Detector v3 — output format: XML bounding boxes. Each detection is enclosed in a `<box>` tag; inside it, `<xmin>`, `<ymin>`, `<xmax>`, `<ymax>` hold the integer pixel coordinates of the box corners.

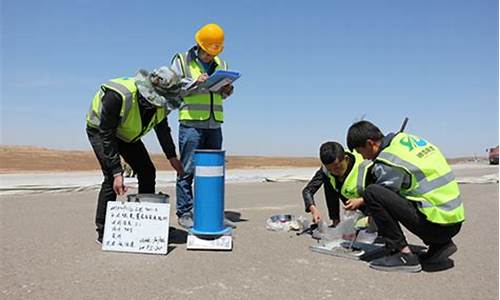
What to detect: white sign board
<box><xmin>102</xmin><ymin>201</ymin><xmax>170</xmax><ymax>255</ymax></box>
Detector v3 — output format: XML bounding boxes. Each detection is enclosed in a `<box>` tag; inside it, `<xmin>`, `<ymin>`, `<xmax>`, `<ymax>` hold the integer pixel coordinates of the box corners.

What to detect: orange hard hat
<box><xmin>195</xmin><ymin>23</ymin><xmax>224</xmax><ymax>56</ymax></box>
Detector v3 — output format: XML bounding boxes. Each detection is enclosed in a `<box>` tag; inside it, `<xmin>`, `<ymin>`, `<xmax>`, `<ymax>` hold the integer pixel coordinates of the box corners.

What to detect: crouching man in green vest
<box><xmin>346</xmin><ymin>120</ymin><xmax>464</xmax><ymax>272</ymax></box>
<box><xmin>86</xmin><ymin>66</ymin><xmax>185</xmax><ymax>244</ymax></box>
<box><xmin>303</xmin><ymin>141</ymin><xmax>373</xmax><ymax>226</ymax></box>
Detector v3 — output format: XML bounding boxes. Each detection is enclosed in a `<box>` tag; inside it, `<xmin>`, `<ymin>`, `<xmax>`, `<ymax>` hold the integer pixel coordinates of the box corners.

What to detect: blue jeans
<box><xmin>175</xmin><ymin>124</ymin><xmax>222</xmax><ymax>217</ymax></box>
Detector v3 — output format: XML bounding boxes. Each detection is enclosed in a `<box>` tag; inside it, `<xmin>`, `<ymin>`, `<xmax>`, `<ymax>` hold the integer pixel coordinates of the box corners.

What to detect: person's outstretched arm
<box><xmin>154</xmin><ymin>118</ymin><xmax>185</xmax><ymax>176</ymax></box>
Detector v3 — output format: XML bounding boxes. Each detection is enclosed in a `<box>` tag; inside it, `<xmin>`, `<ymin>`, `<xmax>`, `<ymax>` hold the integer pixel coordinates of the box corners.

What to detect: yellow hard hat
<box><xmin>195</xmin><ymin>23</ymin><xmax>224</xmax><ymax>56</ymax></box>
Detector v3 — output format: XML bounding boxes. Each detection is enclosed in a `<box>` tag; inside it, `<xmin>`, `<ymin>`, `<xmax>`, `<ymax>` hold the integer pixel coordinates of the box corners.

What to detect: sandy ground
<box><xmin>0</xmin><ymin>146</ymin><xmax>320</xmax><ymax>172</ymax></box>
<box><xmin>0</xmin><ymin>145</ymin><xmax>484</xmax><ymax>173</ymax></box>
<box><xmin>0</xmin><ymin>165</ymin><xmax>498</xmax><ymax>299</ymax></box>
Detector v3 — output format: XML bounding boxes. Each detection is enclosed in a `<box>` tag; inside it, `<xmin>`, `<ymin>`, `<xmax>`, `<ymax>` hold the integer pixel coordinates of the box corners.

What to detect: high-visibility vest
<box><xmin>327</xmin><ymin>151</ymin><xmax>372</xmax><ymax>199</ymax></box>
<box><xmin>86</xmin><ymin>77</ymin><xmax>167</xmax><ymax>143</ymax></box>
<box><xmin>174</xmin><ymin>52</ymin><xmax>227</xmax><ymax>122</ymax></box>
<box><xmin>376</xmin><ymin>132</ymin><xmax>465</xmax><ymax>224</ymax></box>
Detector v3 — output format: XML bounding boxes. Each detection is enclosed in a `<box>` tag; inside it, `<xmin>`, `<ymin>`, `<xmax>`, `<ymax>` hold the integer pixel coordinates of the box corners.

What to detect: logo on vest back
<box><xmin>400</xmin><ymin>135</ymin><xmax>437</xmax><ymax>158</ymax></box>
<box><xmin>399</xmin><ymin>136</ymin><xmax>428</xmax><ymax>152</ymax></box>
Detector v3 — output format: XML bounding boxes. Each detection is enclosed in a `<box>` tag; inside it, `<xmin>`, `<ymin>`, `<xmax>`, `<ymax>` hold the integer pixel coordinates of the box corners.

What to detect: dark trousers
<box><xmin>87</xmin><ymin>128</ymin><xmax>156</xmax><ymax>234</ymax></box>
<box><xmin>363</xmin><ymin>184</ymin><xmax>462</xmax><ymax>251</ymax></box>
<box><xmin>321</xmin><ymin>172</ymin><xmax>340</xmax><ymax>221</ymax></box>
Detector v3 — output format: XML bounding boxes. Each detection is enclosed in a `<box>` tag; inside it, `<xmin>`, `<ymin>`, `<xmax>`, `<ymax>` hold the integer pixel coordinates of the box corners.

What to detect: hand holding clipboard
<box><xmin>197</xmin><ymin>70</ymin><xmax>241</xmax><ymax>92</ymax></box>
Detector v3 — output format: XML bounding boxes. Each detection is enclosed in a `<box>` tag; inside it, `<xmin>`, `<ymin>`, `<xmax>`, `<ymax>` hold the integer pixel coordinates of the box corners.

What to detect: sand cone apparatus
<box><xmin>191</xmin><ymin>150</ymin><xmax>231</xmax><ymax>235</ymax></box>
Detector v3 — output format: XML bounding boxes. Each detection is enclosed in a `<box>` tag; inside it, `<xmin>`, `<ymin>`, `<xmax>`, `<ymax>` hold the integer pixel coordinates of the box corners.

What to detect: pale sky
<box><xmin>2</xmin><ymin>0</ymin><xmax>498</xmax><ymax>158</ymax></box>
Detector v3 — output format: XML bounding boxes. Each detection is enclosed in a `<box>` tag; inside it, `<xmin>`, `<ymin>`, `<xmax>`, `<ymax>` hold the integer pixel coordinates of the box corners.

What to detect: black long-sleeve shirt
<box><xmin>93</xmin><ymin>89</ymin><xmax>177</xmax><ymax>175</ymax></box>
<box><xmin>302</xmin><ymin>153</ymin><xmax>359</xmax><ymax>219</ymax></box>
<box><xmin>302</xmin><ymin>168</ymin><xmax>339</xmax><ymax>212</ymax></box>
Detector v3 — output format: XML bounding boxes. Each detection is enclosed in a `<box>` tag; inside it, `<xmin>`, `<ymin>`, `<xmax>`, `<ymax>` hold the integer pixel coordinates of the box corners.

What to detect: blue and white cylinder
<box><xmin>191</xmin><ymin>150</ymin><xmax>230</xmax><ymax>235</ymax></box>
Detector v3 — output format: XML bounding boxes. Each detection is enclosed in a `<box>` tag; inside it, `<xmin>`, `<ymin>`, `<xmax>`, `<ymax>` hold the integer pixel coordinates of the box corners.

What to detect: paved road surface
<box><xmin>1</xmin><ymin>165</ymin><xmax>498</xmax><ymax>299</ymax></box>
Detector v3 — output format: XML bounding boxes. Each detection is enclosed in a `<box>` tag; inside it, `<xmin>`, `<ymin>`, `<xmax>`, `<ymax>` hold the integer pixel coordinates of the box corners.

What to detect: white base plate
<box><xmin>310</xmin><ymin>240</ymin><xmax>383</xmax><ymax>260</ymax></box>
<box><xmin>186</xmin><ymin>234</ymin><xmax>232</xmax><ymax>250</ymax></box>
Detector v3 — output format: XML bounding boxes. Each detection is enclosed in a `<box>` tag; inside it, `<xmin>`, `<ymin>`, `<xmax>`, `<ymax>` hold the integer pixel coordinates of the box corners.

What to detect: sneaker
<box><xmin>373</xmin><ymin>235</ymin><xmax>386</xmax><ymax>246</ymax></box>
<box><xmin>224</xmin><ymin>218</ymin><xmax>237</xmax><ymax>229</ymax></box>
<box><xmin>96</xmin><ymin>233</ymin><xmax>103</xmax><ymax>245</ymax></box>
<box><xmin>178</xmin><ymin>213</ymin><xmax>193</xmax><ymax>229</ymax></box>
<box><xmin>369</xmin><ymin>251</ymin><xmax>422</xmax><ymax>273</ymax></box>
<box><xmin>418</xmin><ymin>241</ymin><xmax>457</xmax><ymax>264</ymax></box>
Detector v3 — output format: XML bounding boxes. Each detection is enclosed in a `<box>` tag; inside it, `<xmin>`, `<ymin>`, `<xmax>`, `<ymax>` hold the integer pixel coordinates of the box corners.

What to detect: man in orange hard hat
<box><xmin>170</xmin><ymin>23</ymin><xmax>235</xmax><ymax>229</ymax></box>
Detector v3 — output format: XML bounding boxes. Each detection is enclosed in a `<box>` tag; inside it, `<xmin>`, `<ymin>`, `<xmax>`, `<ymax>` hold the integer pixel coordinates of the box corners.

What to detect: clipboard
<box><xmin>199</xmin><ymin>70</ymin><xmax>241</xmax><ymax>92</ymax></box>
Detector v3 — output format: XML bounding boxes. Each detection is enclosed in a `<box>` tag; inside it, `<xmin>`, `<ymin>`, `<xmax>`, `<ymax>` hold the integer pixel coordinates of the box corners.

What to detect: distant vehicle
<box><xmin>487</xmin><ymin>146</ymin><xmax>499</xmax><ymax>165</ymax></box>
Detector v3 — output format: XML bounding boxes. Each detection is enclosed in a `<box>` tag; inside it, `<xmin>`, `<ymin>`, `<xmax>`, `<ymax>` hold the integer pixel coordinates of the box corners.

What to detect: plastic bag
<box><xmin>356</xmin><ymin>229</ymin><xmax>378</xmax><ymax>244</ymax></box>
<box><xmin>265</xmin><ymin>214</ymin><xmax>305</xmax><ymax>232</ymax></box>
<box><xmin>316</xmin><ymin>210</ymin><xmax>363</xmax><ymax>241</ymax></box>
<box><xmin>340</xmin><ymin>210</ymin><xmax>362</xmax><ymax>240</ymax></box>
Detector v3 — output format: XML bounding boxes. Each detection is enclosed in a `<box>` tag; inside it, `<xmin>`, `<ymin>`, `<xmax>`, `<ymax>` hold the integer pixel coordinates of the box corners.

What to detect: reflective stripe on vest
<box><xmin>175</xmin><ymin>52</ymin><xmax>190</xmax><ymax>78</ymax></box>
<box><xmin>181</xmin><ymin>103</ymin><xmax>223</xmax><ymax>112</ymax></box>
<box><xmin>176</xmin><ymin>52</ymin><xmax>227</xmax><ymax>122</ymax></box>
<box><xmin>86</xmin><ymin>89</ymin><xmax>104</xmax><ymax>127</ymax></box>
<box><xmin>376</xmin><ymin>133</ymin><xmax>465</xmax><ymax>224</ymax></box>
<box><xmin>104</xmin><ymin>81</ymin><xmax>133</xmax><ymax>118</ymax></box>
<box><xmin>378</xmin><ymin>152</ymin><xmax>457</xmax><ymax>195</ymax></box>
<box><xmin>419</xmin><ymin>195</ymin><xmax>462</xmax><ymax>210</ymax></box>
<box><xmin>356</xmin><ymin>160</ymin><xmax>372</xmax><ymax>196</ymax></box>
<box><xmin>86</xmin><ymin>77</ymin><xmax>167</xmax><ymax>143</ymax></box>
<box><xmin>327</xmin><ymin>151</ymin><xmax>372</xmax><ymax>199</ymax></box>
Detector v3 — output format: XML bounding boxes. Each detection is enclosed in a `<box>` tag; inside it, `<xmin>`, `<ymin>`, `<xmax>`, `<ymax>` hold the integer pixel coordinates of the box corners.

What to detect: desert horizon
<box><xmin>0</xmin><ymin>145</ymin><xmax>485</xmax><ymax>173</ymax></box>
<box><xmin>0</xmin><ymin>145</ymin><xmax>320</xmax><ymax>172</ymax></box>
